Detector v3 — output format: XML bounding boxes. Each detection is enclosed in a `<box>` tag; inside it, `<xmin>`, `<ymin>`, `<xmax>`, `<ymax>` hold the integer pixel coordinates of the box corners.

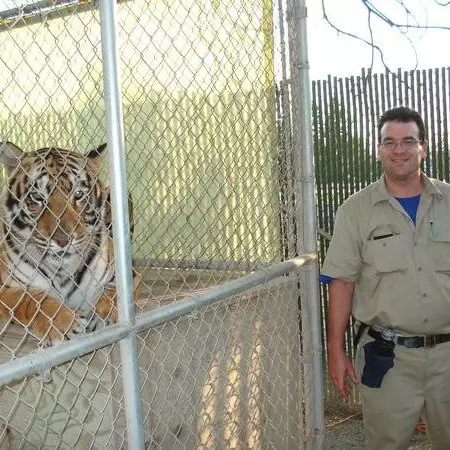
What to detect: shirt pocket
<box><xmin>365</xmin><ymin>234</ymin><xmax>407</xmax><ymax>273</ymax></box>
<box><xmin>429</xmin><ymin>226</ymin><xmax>450</xmax><ymax>273</ymax></box>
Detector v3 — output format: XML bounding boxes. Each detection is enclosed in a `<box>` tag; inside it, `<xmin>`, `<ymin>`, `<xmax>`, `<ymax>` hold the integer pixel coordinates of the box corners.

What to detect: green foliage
<box><xmin>312</xmin><ymin>94</ymin><xmax>379</xmax><ymax>234</ymax></box>
<box><xmin>313</xmin><ymin>97</ymin><xmax>378</xmax><ymax>190</ymax></box>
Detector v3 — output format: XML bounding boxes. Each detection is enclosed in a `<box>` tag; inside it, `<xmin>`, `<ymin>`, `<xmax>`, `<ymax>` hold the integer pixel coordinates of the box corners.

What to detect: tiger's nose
<box><xmin>52</xmin><ymin>230</ymin><xmax>70</xmax><ymax>248</ymax></box>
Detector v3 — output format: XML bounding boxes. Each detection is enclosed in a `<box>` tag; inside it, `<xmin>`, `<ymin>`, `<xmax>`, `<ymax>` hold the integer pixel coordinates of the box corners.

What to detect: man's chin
<box><xmin>385</xmin><ymin>169</ymin><xmax>420</xmax><ymax>182</ymax></box>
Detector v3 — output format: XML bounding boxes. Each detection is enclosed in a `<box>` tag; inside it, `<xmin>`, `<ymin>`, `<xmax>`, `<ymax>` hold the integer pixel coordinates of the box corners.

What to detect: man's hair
<box><xmin>377</xmin><ymin>106</ymin><xmax>426</xmax><ymax>143</ymax></box>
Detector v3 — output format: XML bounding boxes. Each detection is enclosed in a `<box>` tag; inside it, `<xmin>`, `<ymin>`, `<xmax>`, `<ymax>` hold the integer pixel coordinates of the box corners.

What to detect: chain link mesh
<box><xmin>0</xmin><ymin>0</ymin><xmax>313</xmax><ymax>448</ymax></box>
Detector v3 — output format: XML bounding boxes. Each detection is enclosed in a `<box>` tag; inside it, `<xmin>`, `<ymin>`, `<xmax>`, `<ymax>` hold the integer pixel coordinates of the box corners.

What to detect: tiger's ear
<box><xmin>86</xmin><ymin>143</ymin><xmax>107</xmax><ymax>174</ymax></box>
<box><xmin>0</xmin><ymin>141</ymin><xmax>24</xmax><ymax>174</ymax></box>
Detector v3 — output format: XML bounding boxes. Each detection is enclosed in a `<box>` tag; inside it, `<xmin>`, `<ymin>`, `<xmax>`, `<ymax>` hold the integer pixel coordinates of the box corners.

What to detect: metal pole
<box><xmin>98</xmin><ymin>1</ymin><xmax>145</xmax><ymax>448</ymax></box>
<box><xmin>288</xmin><ymin>0</ymin><xmax>325</xmax><ymax>448</ymax></box>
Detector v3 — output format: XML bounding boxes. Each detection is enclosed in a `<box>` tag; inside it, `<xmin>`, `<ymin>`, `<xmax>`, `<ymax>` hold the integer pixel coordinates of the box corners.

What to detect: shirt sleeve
<box><xmin>321</xmin><ymin>203</ymin><xmax>362</xmax><ymax>282</ymax></box>
<box><xmin>319</xmin><ymin>274</ymin><xmax>334</xmax><ymax>283</ymax></box>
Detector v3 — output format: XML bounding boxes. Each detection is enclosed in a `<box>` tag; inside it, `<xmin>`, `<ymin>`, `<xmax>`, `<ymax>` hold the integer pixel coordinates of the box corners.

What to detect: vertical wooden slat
<box><xmin>434</xmin><ymin>68</ymin><xmax>443</xmax><ymax>180</ymax></box>
<box><xmin>322</xmin><ymin>79</ymin><xmax>334</xmax><ymax>233</ymax></box>
<box><xmin>422</xmin><ymin>69</ymin><xmax>431</xmax><ymax>175</ymax></box>
<box><xmin>429</xmin><ymin>68</ymin><xmax>437</xmax><ymax>179</ymax></box>
<box><xmin>416</xmin><ymin>70</ymin><xmax>423</xmax><ymax>113</ymax></box>
<box><xmin>312</xmin><ymin>81</ymin><xmax>324</xmax><ymax>236</ymax></box>
<box><xmin>345</xmin><ymin>77</ymin><xmax>356</xmax><ymax>196</ymax></box>
<box><xmin>410</xmin><ymin>69</ymin><xmax>416</xmax><ymax>110</ymax></box>
<box><xmin>367</xmin><ymin>71</ymin><xmax>378</xmax><ymax>180</ymax></box>
<box><xmin>380</xmin><ymin>71</ymin><xmax>386</xmax><ymax>113</ymax></box>
<box><xmin>397</xmin><ymin>68</ymin><xmax>402</xmax><ymax>105</ymax></box>
<box><xmin>402</xmin><ymin>70</ymin><xmax>409</xmax><ymax>108</ymax></box>
<box><xmin>373</xmin><ymin>73</ymin><xmax>381</xmax><ymax>178</ymax></box>
<box><xmin>385</xmin><ymin>68</ymin><xmax>392</xmax><ymax>109</ymax></box>
<box><xmin>338</xmin><ymin>77</ymin><xmax>349</xmax><ymax>200</ymax></box>
<box><xmin>361</xmin><ymin>68</ymin><xmax>371</xmax><ymax>182</ymax></box>
<box><xmin>391</xmin><ymin>70</ymin><xmax>397</xmax><ymax>107</ymax></box>
<box><xmin>314</xmin><ymin>81</ymin><xmax>324</xmax><ymax>234</ymax></box>
<box><xmin>442</xmin><ymin>68</ymin><xmax>449</xmax><ymax>180</ymax></box>
<box><xmin>333</xmin><ymin>76</ymin><xmax>344</xmax><ymax>207</ymax></box>
<box><xmin>351</xmin><ymin>75</ymin><xmax>360</xmax><ymax>191</ymax></box>
<box><xmin>326</xmin><ymin>76</ymin><xmax>337</xmax><ymax>218</ymax></box>
<box><xmin>356</xmin><ymin>74</ymin><xmax>366</xmax><ymax>187</ymax></box>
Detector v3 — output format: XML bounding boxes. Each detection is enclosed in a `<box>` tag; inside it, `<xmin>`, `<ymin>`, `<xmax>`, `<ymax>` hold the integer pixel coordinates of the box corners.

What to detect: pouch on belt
<box><xmin>361</xmin><ymin>340</ymin><xmax>395</xmax><ymax>388</ymax></box>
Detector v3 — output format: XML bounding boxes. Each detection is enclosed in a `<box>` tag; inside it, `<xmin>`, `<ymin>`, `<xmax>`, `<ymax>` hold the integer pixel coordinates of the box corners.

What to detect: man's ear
<box><xmin>420</xmin><ymin>140</ymin><xmax>428</xmax><ymax>159</ymax></box>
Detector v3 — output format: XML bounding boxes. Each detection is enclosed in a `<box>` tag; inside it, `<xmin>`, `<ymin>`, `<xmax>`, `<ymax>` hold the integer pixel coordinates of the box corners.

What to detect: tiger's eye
<box><xmin>74</xmin><ymin>190</ymin><xmax>85</xmax><ymax>201</ymax></box>
<box><xmin>29</xmin><ymin>191</ymin><xmax>44</xmax><ymax>203</ymax></box>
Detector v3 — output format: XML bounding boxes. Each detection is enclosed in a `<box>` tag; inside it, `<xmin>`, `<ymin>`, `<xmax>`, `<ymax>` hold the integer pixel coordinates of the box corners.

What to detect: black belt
<box><xmin>368</xmin><ymin>327</ymin><xmax>450</xmax><ymax>348</ymax></box>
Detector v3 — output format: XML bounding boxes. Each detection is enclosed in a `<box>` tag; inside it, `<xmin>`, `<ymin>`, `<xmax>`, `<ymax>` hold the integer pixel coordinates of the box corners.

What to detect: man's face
<box><xmin>377</xmin><ymin>120</ymin><xmax>427</xmax><ymax>181</ymax></box>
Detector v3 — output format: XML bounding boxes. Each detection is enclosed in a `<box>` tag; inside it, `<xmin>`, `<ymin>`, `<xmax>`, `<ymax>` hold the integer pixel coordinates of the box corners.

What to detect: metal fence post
<box><xmin>98</xmin><ymin>1</ymin><xmax>145</xmax><ymax>448</ymax></box>
<box><xmin>287</xmin><ymin>0</ymin><xmax>325</xmax><ymax>448</ymax></box>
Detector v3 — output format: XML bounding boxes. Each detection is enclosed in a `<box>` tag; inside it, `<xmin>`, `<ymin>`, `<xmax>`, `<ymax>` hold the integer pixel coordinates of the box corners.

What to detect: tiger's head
<box><xmin>0</xmin><ymin>142</ymin><xmax>109</xmax><ymax>255</ymax></box>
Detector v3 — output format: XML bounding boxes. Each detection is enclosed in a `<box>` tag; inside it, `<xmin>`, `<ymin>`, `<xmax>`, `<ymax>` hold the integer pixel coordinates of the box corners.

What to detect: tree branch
<box><xmin>321</xmin><ymin>0</ymin><xmax>448</xmax><ymax>77</ymax></box>
<box><xmin>361</xmin><ymin>0</ymin><xmax>450</xmax><ymax>31</ymax></box>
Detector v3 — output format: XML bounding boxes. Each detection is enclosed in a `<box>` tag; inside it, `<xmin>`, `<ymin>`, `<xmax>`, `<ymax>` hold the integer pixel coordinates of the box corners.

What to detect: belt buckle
<box><xmin>381</xmin><ymin>328</ymin><xmax>397</xmax><ymax>343</ymax></box>
<box><xmin>424</xmin><ymin>335</ymin><xmax>437</xmax><ymax>348</ymax></box>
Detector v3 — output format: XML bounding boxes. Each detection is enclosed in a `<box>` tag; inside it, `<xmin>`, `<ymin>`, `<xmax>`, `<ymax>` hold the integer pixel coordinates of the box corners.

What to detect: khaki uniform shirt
<box><xmin>322</xmin><ymin>173</ymin><xmax>450</xmax><ymax>335</ymax></box>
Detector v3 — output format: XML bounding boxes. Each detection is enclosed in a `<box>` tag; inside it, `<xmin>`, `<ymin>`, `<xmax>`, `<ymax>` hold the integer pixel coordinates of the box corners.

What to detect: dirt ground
<box><xmin>324</xmin><ymin>395</ymin><xmax>431</xmax><ymax>449</ymax></box>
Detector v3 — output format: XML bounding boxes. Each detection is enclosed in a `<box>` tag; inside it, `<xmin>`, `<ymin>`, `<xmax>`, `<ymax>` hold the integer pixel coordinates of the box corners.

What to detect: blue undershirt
<box><xmin>319</xmin><ymin>194</ymin><xmax>421</xmax><ymax>283</ymax></box>
<box><xmin>394</xmin><ymin>194</ymin><xmax>421</xmax><ymax>225</ymax></box>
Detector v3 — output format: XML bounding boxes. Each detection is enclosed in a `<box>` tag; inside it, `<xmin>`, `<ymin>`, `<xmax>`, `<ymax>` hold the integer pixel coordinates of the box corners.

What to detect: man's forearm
<box><xmin>327</xmin><ymin>279</ymin><xmax>355</xmax><ymax>349</ymax></box>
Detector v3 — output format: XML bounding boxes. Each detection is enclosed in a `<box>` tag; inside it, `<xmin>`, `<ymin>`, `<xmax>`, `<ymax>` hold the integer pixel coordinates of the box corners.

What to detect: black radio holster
<box><xmin>361</xmin><ymin>339</ymin><xmax>395</xmax><ymax>388</ymax></box>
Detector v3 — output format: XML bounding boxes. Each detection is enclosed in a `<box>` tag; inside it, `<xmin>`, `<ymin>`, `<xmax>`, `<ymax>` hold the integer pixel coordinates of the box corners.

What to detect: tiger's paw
<box><xmin>38</xmin><ymin>310</ymin><xmax>93</xmax><ymax>346</ymax></box>
<box><xmin>64</xmin><ymin>310</ymin><xmax>95</xmax><ymax>339</ymax></box>
<box><xmin>34</xmin><ymin>307</ymin><xmax>115</xmax><ymax>347</ymax></box>
<box><xmin>82</xmin><ymin>310</ymin><xmax>116</xmax><ymax>333</ymax></box>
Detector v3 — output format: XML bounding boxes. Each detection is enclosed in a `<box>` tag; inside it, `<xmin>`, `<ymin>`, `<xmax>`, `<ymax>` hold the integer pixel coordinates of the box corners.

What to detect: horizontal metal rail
<box><xmin>0</xmin><ymin>254</ymin><xmax>315</xmax><ymax>386</ymax></box>
<box><xmin>317</xmin><ymin>228</ymin><xmax>332</xmax><ymax>241</ymax></box>
<box><xmin>0</xmin><ymin>0</ymin><xmax>132</xmax><ymax>31</ymax></box>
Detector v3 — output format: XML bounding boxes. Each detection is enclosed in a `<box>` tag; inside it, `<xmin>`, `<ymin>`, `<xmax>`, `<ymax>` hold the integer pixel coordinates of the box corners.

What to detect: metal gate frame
<box><xmin>0</xmin><ymin>1</ymin><xmax>324</xmax><ymax>448</ymax></box>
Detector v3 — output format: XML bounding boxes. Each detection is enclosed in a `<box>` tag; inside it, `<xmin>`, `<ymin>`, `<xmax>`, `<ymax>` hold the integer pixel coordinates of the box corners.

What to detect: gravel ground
<box><xmin>324</xmin><ymin>395</ymin><xmax>431</xmax><ymax>449</ymax></box>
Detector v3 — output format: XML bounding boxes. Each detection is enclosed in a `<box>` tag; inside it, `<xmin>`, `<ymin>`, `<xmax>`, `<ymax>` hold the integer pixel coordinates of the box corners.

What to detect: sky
<box><xmin>307</xmin><ymin>0</ymin><xmax>450</xmax><ymax>80</ymax></box>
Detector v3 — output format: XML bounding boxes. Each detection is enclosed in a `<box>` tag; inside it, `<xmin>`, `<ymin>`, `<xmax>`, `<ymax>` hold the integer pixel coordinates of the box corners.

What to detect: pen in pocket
<box><xmin>430</xmin><ymin>221</ymin><xmax>437</xmax><ymax>237</ymax></box>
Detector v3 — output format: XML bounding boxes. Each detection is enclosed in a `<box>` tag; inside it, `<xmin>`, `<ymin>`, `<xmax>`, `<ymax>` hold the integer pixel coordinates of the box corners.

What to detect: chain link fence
<box><xmin>0</xmin><ymin>0</ymin><xmax>322</xmax><ymax>448</ymax></box>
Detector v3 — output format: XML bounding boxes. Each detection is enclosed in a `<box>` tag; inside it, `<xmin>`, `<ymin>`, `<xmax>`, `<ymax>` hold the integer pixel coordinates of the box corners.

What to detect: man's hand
<box><xmin>328</xmin><ymin>343</ymin><xmax>358</xmax><ymax>397</ymax></box>
<box><xmin>326</xmin><ymin>278</ymin><xmax>357</xmax><ymax>397</ymax></box>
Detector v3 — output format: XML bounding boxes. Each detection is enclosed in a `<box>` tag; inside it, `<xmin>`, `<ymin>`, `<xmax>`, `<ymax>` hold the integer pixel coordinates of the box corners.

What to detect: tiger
<box><xmin>0</xmin><ymin>141</ymin><xmax>138</xmax><ymax>346</ymax></box>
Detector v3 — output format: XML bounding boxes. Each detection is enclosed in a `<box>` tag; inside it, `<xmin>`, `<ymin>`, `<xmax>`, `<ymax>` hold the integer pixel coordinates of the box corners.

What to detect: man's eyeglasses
<box><xmin>380</xmin><ymin>138</ymin><xmax>422</xmax><ymax>151</ymax></box>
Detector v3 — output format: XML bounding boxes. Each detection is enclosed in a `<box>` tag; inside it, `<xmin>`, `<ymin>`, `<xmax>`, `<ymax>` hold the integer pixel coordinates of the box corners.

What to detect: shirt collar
<box><xmin>371</xmin><ymin>173</ymin><xmax>443</xmax><ymax>205</ymax></box>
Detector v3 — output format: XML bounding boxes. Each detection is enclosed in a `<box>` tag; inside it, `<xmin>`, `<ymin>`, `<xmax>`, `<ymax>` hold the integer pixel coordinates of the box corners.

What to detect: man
<box><xmin>322</xmin><ymin>106</ymin><xmax>450</xmax><ymax>449</ymax></box>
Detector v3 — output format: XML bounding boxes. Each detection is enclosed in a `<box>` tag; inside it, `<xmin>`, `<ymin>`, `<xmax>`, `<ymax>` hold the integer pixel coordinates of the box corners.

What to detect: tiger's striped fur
<box><xmin>0</xmin><ymin>141</ymin><xmax>135</xmax><ymax>345</ymax></box>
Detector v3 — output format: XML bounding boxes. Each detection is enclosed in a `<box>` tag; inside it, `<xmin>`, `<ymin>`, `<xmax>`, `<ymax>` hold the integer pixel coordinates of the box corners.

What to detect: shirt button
<box><xmin>423</xmin><ymin>318</ymin><xmax>428</xmax><ymax>323</ymax></box>
<box><xmin>422</xmin><ymin>293</ymin><xmax>427</xmax><ymax>298</ymax></box>
<box><xmin>418</xmin><ymin>267</ymin><xmax>422</xmax><ymax>271</ymax></box>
